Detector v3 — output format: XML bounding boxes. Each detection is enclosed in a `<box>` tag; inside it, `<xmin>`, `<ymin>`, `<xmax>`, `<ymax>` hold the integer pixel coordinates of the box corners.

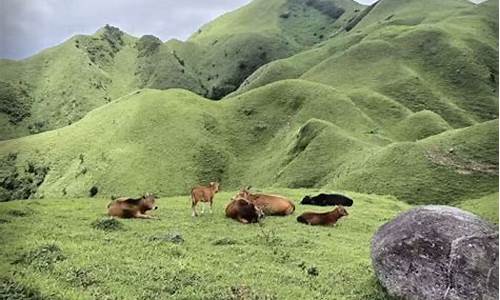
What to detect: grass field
<box><xmin>0</xmin><ymin>189</ymin><xmax>405</xmax><ymax>300</ymax></box>
<box><xmin>0</xmin><ymin>189</ymin><xmax>497</xmax><ymax>300</ymax></box>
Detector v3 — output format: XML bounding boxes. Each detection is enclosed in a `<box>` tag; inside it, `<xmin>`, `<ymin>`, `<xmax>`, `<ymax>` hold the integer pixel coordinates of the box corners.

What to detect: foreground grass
<box><xmin>0</xmin><ymin>189</ymin><xmax>415</xmax><ymax>299</ymax></box>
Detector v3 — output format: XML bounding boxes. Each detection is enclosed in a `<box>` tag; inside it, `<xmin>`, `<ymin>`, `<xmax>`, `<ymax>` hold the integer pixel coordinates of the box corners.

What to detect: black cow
<box><xmin>300</xmin><ymin>193</ymin><xmax>353</xmax><ymax>207</ymax></box>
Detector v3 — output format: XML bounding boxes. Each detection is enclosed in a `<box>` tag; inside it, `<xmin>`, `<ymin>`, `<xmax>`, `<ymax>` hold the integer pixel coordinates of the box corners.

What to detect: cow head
<box><xmin>142</xmin><ymin>193</ymin><xmax>158</xmax><ymax>211</ymax></box>
<box><xmin>210</xmin><ymin>182</ymin><xmax>220</xmax><ymax>193</ymax></box>
<box><xmin>232</xmin><ymin>186</ymin><xmax>251</xmax><ymax>201</ymax></box>
<box><xmin>336</xmin><ymin>205</ymin><xmax>348</xmax><ymax>216</ymax></box>
<box><xmin>254</xmin><ymin>204</ymin><xmax>265</xmax><ymax>221</ymax></box>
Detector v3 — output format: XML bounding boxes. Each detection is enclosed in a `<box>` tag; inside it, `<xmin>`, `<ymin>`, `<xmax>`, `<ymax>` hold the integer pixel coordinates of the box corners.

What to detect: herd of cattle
<box><xmin>107</xmin><ymin>182</ymin><xmax>353</xmax><ymax>226</ymax></box>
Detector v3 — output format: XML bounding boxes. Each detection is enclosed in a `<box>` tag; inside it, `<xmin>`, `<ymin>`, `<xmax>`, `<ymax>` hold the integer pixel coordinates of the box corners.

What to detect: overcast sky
<box><xmin>0</xmin><ymin>0</ymin><xmax>378</xmax><ymax>60</ymax></box>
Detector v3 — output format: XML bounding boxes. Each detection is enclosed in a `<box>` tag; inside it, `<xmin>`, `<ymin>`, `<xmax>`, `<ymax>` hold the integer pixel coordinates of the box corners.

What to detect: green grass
<box><xmin>0</xmin><ymin>189</ymin><xmax>496</xmax><ymax>299</ymax></box>
<box><xmin>457</xmin><ymin>192</ymin><xmax>499</xmax><ymax>225</ymax></box>
<box><xmin>0</xmin><ymin>83</ymin><xmax>496</xmax><ymax>204</ymax></box>
<box><xmin>0</xmin><ymin>26</ymin><xmax>141</xmax><ymax>140</ymax></box>
<box><xmin>331</xmin><ymin>120</ymin><xmax>498</xmax><ymax>204</ymax></box>
<box><xmin>235</xmin><ymin>0</ymin><xmax>498</xmax><ymax>128</ymax></box>
<box><xmin>0</xmin><ymin>189</ymin><xmax>412</xmax><ymax>299</ymax></box>
<box><xmin>0</xmin><ymin>0</ymin><xmax>369</xmax><ymax>140</ymax></box>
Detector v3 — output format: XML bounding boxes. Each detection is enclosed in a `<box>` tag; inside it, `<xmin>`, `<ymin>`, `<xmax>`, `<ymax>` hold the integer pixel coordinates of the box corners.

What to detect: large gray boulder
<box><xmin>371</xmin><ymin>205</ymin><xmax>498</xmax><ymax>300</ymax></box>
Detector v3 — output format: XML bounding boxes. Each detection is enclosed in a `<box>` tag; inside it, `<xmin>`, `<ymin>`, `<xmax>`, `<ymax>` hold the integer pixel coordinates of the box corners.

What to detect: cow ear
<box><xmin>246</xmin><ymin>186</ymin><xmax>252</xmax><ymax>190</ymax></box>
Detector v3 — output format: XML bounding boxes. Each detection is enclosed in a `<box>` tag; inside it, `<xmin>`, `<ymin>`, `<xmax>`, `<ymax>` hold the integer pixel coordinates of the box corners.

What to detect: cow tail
<box><xmin>288</xmin><ymin>202</ymin><xmax>296</xmax><ymax>215</ymax></box>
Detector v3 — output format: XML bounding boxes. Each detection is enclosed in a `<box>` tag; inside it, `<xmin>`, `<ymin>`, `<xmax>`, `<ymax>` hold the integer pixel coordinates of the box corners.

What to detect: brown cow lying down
<box><xmin>107</xmin><ymin>193</ymin><xmax>159</xmax><ymax>219</ymax></box>
<box><xmin>232</xmin><ymin>187</ymin><xmax>295</xmax><ymax>216</ymax></box>
<box><xmin>225</xmin><ymin>197</ymin><xmax>264</xmax><ymax>224</ymax></box>
<box><xmin>297</xmin><ymin>206</ymin><xmax>348</xmax><ymax>226</ymax></box>
<box><xmin>191</xmin><ymin>182</ymin><xmax>220</xmax><ymax>217</ymax></box>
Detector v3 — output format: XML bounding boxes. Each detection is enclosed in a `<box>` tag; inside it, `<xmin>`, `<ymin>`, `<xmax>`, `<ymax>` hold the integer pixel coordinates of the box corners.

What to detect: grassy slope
<box><xmin>457</xmin><ymin>192</ymin><xmax>499</xmax><ymax>224</ymax></box>
<box><xmin>232</xmin><ymin>0</ymin><xmax>499</xmax><ymax>129</ymax></box>
<box><xmin>0</xmin><ymin>84</ymin><xmax>496</xmax><ymax>204</ymax></box>
<box><xmin>331</xmin><ymin>119</ymin><xmax>498</xmax><ymax>204</ymax></box>
<box><xmin>0</xmin><ymin>0</ymin><xmax>366</xmax><ymax>139</ymax></box>
<box><xmin>0</xmin><ymin>190</ymin><xmax>411</xmax><ymax>300</ymax></box>
<box><xmin>0</xmin><ymin>26</ymin><xmax>141</xmax><ymax>140</ymax></box>
<box><xmin>147</xmin><ymin>0</ymin><xmax>365</xmax><ymax>100</ymax></box>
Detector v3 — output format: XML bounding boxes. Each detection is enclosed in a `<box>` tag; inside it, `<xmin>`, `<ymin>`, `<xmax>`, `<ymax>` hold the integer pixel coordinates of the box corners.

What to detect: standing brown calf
<box><xmin>107</xmin><ymin>193</ymin><xmax>159</xmax><ymax>219</ymax></box>
<box><xmin>225</xmin><ymin>197</ymin><xmax>264</xmax><ymax>224</ymax></box>
<box><xmin>296</xmin><ymin>206</ymin><xmax>348</xmax><ymax>226</ymax></box>
<box><xmin>233</xmin><ymin>187</ymin><xmax>295</xmax><ymax>216</ymax></box>
<box><xmin>191</xmin><ymin>182</ymin><xmax>220</xmax><ymax>217</ymax></box>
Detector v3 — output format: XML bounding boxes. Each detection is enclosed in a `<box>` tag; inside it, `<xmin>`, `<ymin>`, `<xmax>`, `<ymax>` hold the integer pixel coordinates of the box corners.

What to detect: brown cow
<box><xmin>232</xmin><ymin>187</ymin><xmax>295</xmax><ymax>216</ymax></box>
<box><xmin>191</xmin><ymin>182</ymin><xmax>220</xmax><ymax>217</ymax></box>
<box><xmin>107</xmin><ymin>193</ymin><xmax>159</xmax><ymax>219</ymax></box>
<box><xmin>225</xmin><ymin>197</ymin><xmax>264</xmax><ymax>224</ymax></box>
<box><xmin>296</xmin><ymin>206</ymin><xmax>349</xmax><ymax>226</ymax></box>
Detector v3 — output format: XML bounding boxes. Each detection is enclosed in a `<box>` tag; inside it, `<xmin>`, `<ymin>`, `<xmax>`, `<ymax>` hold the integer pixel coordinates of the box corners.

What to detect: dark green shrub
<box><xmin>149</xmin><ymin>232</ymin><xmax>184</xmax><ymax>244</ymax></box>
<box><xmin>0</xmin><ymin>81</ymin><xmax>31</xmax><ymax>124</ymax></box>
<box><xmin>91</xmin><ymin>218</ymin><xmax>123</xmax><ymax>231</ymax></box>
<box><xmin>212</xmin><ymin>237</ymin><xmax>238</xmax><ymax>246</ymax></box>
<box><xmin>13</xmin><ymin>244</ymin><xmax>66</xmax><ymax>271</ymax></box>
<box><xmin>64</xmin><ymin>268</ymin><xmax>99</xmax><ymax>288</ymax></box>
<box><xmin>0</xmin><ymin>277</ymin><xmax>46</xmax><ymax>300</ymax></box>
<box><xmin>136</xmin><ymin>35</ymin><xmax>162</xmax><ymax>57</ymax></box>
<box><xmin>0</xmin><ymin>154</ymin><xmax>48</xmax><ymax>201</ymax></box>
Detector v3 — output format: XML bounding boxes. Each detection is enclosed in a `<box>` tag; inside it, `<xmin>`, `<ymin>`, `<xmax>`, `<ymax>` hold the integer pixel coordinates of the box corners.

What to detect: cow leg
<box><xmin>209</xmin><ymin>200</ymin><xmax>213</xmax><ymax>214</ymax></box>
<box><xmin>201</xmin><ymin>202</ymin><xmax>205</xmax><ymax>214</ymax></box>
<box><xmin>135</xmin><ymin>213</ymin><xmax>155</xmax><ymax>219</ymax></box>
<box><xmin>192</xmin><ymin>202</ymin><xmax>198</xmax><ymax>217</ymax></box>
<box><xmin>237</xmin><ymin>217</ymin><xmax>249</xmax><ymax>224</ymax></box>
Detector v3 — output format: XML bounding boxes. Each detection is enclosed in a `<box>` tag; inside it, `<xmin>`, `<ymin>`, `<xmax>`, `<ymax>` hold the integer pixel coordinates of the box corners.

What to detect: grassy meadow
<box><xmin>0</xmin><ymin>189</ymin><xmax>497</xmax><ymax>300</ymax></box>
<box><xmin>0</xmin><ymin>190</ymin><xmax>406</xmax><ymax>300</ymax></box>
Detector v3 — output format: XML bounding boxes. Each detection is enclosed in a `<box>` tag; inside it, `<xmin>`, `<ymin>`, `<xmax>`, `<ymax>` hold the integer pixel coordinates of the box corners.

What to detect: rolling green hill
<box><xmin>0</xmin><ymin>0</ymin><xmax>365</xmax><ymax>140</ymax></box>
<box><xmin>0</xmin><ymin>83</ymin><xmax>496</xmax><ymax>205</ymax></box>
<box><xmin>0</xmin><ymin>0</ymin><xmax>497</xmax><ymax>207</ymax></box>
<box><xmin>0</xmin><ymin>25</ymin><xmax>140</xmax><ymax>140</ymax></box>
<box><xmin>232</xmin><ymin>0</ymin><xmax>499</xmax><ymax>128</ymax></box>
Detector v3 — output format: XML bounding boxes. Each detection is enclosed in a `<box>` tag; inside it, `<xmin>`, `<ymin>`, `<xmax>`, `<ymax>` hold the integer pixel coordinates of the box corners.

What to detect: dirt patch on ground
<box><xmin>425</xmin><ymin>148</ymin><xmax>498</xmax><ymax>175</ymax></box>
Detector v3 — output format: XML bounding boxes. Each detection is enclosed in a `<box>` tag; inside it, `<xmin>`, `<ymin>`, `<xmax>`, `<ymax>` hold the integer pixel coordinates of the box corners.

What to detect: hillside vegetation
<box><xmin>0</xmin><ymin>85</ymin><xmax>496</xmax><ymax>205</ymax></box>
<box><xmin>0</xmin><ymin>0</ymin><xmax>497</xmax><ymax>207</ymax></box>
<box><xmin>0</xmin><ymin>0</ymin><xmax>365</xmax><ymax>140</ymax></box>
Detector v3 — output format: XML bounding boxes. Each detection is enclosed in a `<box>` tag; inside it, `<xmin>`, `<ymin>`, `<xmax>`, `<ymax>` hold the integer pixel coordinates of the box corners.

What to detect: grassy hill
<box><xmin>0</xmin><ymin>84</ymin><xmax>496</xmax><ymax>205</ymax></box>
<box><xmin>0</xmin><ymin>0</ymin><xmax>366</xmax><ymax>140</ymax></box>
<box><xmin>0</xmin><ymin>25</ymin><xmax>141</xmax><ymax>140</ymax></box>
<box><xmin>232</xmin><ymin>0</ymin><xmax>499</xmax><ymax>128</ymax></box>
<box><xmin>0</xmin><ymin>0</ymin><xmax>497</xmax><ymax>205</ymax></box>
